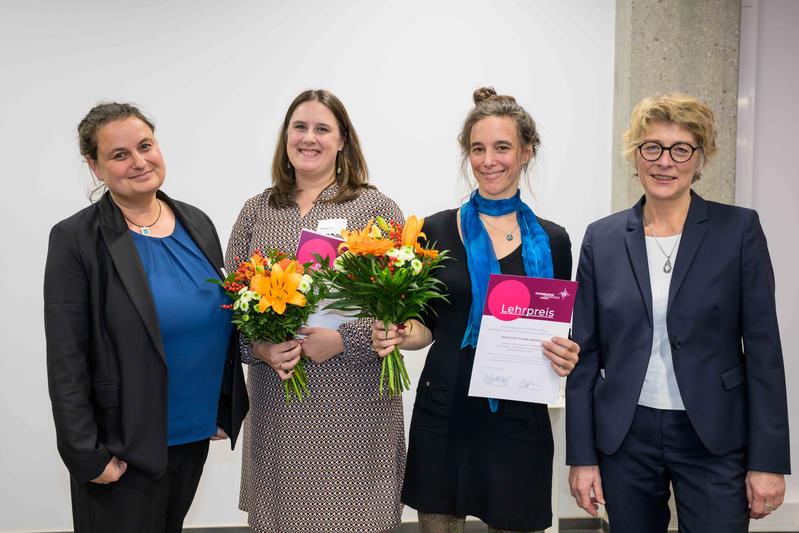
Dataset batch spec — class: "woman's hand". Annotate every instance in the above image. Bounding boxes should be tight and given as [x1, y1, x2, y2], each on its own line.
[210, 427, 228, 441]
[569, 465, 605, 516]
[90, 456, 127, 484]
[253, 340, 302, 381]
[372, 319, 432, 356]
[371, 320, 407, 358]
[542, 337, 580, 377]
[298, 327, 344, 363]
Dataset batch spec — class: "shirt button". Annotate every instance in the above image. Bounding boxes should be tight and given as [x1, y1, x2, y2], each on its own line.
[425, 381, 431, 387]
[671, 340, 682, 350]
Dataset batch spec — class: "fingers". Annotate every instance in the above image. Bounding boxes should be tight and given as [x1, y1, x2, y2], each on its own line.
[569, 466, 603, 517]
[542, 337, 579, 376]
[371, 320, 404, 356]
[210, 427, 229, 441]
[747, 471, 786, 519]
[91, 456, 127, 484]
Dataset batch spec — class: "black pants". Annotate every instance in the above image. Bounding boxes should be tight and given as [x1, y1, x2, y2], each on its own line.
[599, 406, 749, 533]
[70, 439, 210, 533]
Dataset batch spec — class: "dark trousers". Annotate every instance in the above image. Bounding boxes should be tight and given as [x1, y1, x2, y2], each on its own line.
[598, 405, 749, 533]
[70, 439, 210, 533]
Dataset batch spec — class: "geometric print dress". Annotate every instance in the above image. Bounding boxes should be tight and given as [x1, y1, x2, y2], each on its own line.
[225, 185, 406, 533]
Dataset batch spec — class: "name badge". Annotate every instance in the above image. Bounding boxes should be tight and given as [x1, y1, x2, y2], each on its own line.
[316, 218, 347, 237]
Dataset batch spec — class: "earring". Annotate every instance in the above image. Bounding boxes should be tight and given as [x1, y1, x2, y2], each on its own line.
[336, 151, 341, 176]
[287, 161, 292, 170]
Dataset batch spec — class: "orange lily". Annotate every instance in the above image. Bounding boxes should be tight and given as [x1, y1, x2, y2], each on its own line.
[339, 221, 395, 256]
[415, 243, 439, 259]
[401, 215, 426, 247]
[250, 261, 306, 314]
[247, 252, 268, 275]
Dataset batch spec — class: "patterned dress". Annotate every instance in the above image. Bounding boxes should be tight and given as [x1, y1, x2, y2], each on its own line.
[226, 185, 406, 533]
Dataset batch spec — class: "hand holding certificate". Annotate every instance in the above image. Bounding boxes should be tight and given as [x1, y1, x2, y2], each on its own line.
[469, 274, 578, 405]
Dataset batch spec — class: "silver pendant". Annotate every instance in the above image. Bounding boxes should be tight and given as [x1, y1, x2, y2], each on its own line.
[663, 259, 672, 273]
[506, 234, 514, 241]
[141, 226, 151, 236]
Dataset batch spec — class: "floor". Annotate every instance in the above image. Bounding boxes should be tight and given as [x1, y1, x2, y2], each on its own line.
[188, 518, 607, 533]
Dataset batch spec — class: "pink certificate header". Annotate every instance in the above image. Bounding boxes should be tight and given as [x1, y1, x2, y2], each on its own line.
[483, 274, 578, 323]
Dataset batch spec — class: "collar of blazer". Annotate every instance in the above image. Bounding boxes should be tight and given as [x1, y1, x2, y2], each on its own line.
[97, 190, 224, 364]
[624, 190, 710, 326]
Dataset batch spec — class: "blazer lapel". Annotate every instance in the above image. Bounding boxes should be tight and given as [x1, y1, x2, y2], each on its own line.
[159, 191, 224, 280]
[625, 198, 654, 328]
[98, 193, 167, 363]
[667, 191, 709, 312]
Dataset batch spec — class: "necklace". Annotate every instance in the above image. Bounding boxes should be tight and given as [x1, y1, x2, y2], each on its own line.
[480, 215, 519, 241]
[123, 200, 162, 236]
[645, 221, 680, 273]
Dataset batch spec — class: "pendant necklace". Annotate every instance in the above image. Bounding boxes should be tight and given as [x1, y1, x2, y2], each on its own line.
[645, 220, 680, 273]
[123, 200, 162, 236]
[480, 215, 519, 241]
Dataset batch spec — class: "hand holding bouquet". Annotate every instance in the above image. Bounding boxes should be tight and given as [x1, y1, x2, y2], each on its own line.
[315, 216, 448, 397]
[213, 250, 327, 402]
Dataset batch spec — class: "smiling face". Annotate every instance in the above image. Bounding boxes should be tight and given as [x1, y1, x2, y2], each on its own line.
[286, 100, 345, 184]
[88, 117, 165, 204]
[637, 121, 701, 206]
[468, 116, 532, 200]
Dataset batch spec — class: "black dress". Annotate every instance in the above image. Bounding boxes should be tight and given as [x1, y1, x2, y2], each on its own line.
[402, 208, 572, 532]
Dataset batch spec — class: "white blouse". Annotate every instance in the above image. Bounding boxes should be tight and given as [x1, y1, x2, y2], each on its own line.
[638, 234, 686, 411]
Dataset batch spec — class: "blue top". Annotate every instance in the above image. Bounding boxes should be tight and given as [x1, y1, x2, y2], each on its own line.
[132, 219, 232, 446]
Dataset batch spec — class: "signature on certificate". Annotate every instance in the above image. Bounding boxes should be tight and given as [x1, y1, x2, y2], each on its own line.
[484, 373, 510, 387]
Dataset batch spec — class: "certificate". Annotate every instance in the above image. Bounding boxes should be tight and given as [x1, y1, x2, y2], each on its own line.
[296, 229, 358, 330]
[468, 274, 578, 405]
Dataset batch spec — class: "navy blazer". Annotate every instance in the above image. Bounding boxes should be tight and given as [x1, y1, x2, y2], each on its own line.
[566, 192, 790, 474]
[44, 191, 248, 483]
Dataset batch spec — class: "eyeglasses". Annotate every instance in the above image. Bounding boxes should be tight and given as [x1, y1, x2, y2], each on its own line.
[637, 141, 700, 163]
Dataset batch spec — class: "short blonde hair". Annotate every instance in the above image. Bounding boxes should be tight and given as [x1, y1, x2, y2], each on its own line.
[623, 93, 717, 181]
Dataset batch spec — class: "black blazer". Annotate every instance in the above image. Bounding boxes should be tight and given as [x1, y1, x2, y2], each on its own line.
[566, 192, 790, 474]
[44, 191, 248, 483]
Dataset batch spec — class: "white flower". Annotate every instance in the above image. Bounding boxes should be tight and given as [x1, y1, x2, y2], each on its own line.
[385, 247, 408, 267]
[240, 300, 250, 312]
[298, 274, 313, 294]
[410, 258, 423, 275]
[333, 255, 347, 273]
[397, 245, 416, 262]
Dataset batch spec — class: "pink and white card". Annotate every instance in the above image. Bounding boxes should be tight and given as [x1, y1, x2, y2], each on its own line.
[468, 274, 578, 405]
[296, 229, 343, 268]
[295, 229, 357, 330]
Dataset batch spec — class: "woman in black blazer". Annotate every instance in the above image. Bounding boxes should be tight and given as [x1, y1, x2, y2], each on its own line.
[44, 103, 247, 533]
[372, 87, 580, 533]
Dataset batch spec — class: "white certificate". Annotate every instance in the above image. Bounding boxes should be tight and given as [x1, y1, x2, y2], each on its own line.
[468, 274, 578, 405]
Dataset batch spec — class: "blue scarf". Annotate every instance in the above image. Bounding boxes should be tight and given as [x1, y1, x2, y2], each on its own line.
[460, 190, 553, 412]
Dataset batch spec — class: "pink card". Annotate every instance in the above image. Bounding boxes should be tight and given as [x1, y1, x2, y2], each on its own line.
[296, 229, 344, 268]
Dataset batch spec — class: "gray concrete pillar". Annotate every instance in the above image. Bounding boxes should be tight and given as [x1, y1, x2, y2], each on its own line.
[611, 0, 741, 212]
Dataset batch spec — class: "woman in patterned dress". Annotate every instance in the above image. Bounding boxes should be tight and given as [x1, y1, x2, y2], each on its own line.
[227, 89, 405, 533]
[372, 87, 580, 532]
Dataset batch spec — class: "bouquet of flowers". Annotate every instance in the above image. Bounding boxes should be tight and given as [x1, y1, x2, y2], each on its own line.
[212, 249, 327, 402]
[315, 216, 448, 397]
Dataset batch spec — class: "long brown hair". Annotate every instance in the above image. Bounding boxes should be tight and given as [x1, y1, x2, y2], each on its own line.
[269, 89, 373, 208]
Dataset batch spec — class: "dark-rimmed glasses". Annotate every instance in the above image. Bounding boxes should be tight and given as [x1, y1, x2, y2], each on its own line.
[637, 141, 700, 163]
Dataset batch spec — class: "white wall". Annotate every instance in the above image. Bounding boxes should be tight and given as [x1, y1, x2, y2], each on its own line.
[0, 1, 615, 531]
[737, 1, 799, 530]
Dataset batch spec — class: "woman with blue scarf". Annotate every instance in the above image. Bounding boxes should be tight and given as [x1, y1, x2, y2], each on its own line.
[372, 87, 580, 533]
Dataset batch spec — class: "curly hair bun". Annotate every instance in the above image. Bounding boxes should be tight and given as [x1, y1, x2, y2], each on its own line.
[473, 86, 518, 106]
[473, 87, 497, 105]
